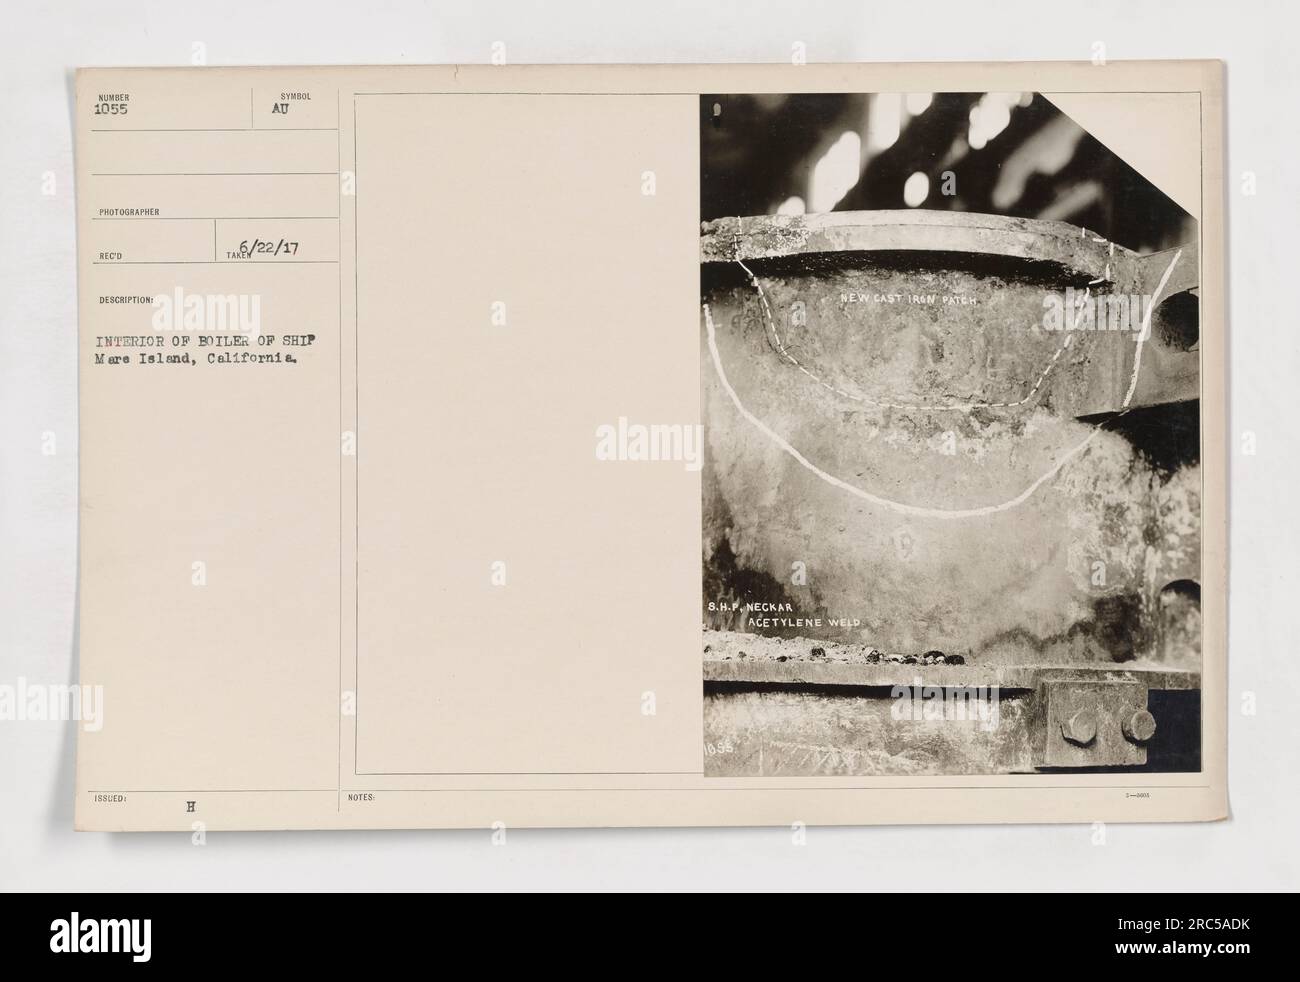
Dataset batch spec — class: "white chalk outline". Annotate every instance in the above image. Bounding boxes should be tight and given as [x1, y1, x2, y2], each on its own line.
[1122, 249, 1183, 408]
[704, 302, 1110, 520]
[704, 249, 1181, 519]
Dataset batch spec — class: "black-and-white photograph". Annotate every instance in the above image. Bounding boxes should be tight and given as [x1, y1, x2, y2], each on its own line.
[700, 92, 1202, 776]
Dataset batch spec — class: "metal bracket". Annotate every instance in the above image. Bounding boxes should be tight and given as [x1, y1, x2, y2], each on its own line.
[1035, 678, 1154, 768]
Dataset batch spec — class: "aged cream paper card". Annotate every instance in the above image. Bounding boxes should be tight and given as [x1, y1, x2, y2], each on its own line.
[75, 63, 1225, 830]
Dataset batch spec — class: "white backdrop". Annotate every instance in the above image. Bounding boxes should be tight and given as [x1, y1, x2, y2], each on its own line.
[1, 0, 1294, 891]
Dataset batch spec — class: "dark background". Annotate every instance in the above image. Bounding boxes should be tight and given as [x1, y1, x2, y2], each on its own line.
[701, 92, 1194, 255]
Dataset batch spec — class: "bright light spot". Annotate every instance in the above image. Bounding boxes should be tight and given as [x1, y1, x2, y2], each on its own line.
[983, 102, 1012, 138]
[903, 171, 929, 207]
[967, 92, 1020, 150]
[810, 130, 862, 213]
[867, 94, 902, 152]
[776, 195, 806, 216]
[905, 92, 933, 116]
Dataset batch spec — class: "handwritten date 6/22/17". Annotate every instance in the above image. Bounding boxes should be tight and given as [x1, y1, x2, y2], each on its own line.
[228, 238, 300, 260]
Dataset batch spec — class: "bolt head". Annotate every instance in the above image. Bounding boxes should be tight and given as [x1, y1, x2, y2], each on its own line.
[1061, 708, 1098, 746]
[1123, 708, 1157, 744]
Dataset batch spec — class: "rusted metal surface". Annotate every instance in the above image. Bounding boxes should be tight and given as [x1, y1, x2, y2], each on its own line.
[703, 657, 1200, 692]
[704, 211, 1126, 278]
[701, 210, 1201, 667]
[701, 210, 1201, 774]
[704, 689, 1038, 776]
[700, 629, 1197, 775]
[701, 211, 1199, 416]
[701, 211, 1198, 291]
[701, 684, 1196, 776]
